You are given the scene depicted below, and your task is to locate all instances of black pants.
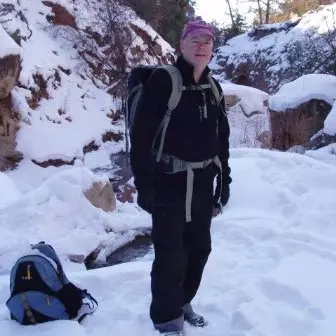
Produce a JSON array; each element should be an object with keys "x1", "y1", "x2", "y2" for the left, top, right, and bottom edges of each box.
[{"x1": 149, "y1": 171, "x2": 214, "y2": 324}]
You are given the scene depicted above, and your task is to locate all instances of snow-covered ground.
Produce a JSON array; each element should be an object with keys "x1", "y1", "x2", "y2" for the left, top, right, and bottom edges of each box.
[{"x1": 1, "y1": 148, "x2": 336, "y2": 335}]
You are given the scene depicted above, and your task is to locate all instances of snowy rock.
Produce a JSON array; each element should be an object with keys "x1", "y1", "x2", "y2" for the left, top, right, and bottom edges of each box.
[
  {"x1": 84, "y1": 181, "x2": 116, "y2": 212},
  {"x1": 269, "y1": 74, "x2": 336, "y2": 150},
  {"x1": 0, "y1": 96, "x2": 22, "y2": 172},
  {"x1": 221, "y1": 83, "x2": 270, "y2": 148},
  {"x1": 0, "y1": 25, "x2": 22, "y2": 99},
  {"x1": 212, "y1": 4, "x2": 336, "y2": 93},
  {"x1": 270, "y1": 99, "x2": 332, "y2": 151},
  {"x1": 324, "y1": 102, "x2": 336, "y2": 136},
  {"x1": 42, "y1": 1, "x2": 77, "y2": 28},
  {"x1": 0, "y1": 54, "x2": 21, "y2": 99}
]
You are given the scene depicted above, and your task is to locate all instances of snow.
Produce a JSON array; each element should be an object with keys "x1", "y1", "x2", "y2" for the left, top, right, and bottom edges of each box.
[
  {"x1": 1, "y1": 148, "x2": 336, "y2": 335},
  {"x1": 324, "y1": 102, "x2": 336, "y2": 136},
  {"x1": 0, "y1": 0, "x2": 173, "y2": 164},
  {"x1": 0, "y1": 24, "x2": 22, "y2": 58},
  {"x1": 269, "y1": 74, "x2": 336, "y2": 112},
  {"x1": 221, "y1": 83, "x2": 270, "y2": 148},
  {"x1": 0, "y1": 167, "x2": 150, "y2": 275},
  {"x1": 305, "y1": 143, "x2": 336, "y2": 167},
  {"x1": 0, "y1": 173, "x2": 21, "y2": 209}
]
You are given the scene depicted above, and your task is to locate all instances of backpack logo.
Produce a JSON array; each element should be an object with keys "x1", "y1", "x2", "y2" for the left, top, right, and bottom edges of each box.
[{"x1": 21, "y1": 264, "x2": 32, "y2": 280}]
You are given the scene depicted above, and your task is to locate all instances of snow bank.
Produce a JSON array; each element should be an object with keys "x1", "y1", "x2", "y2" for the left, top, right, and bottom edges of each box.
[
  {"x1": 0, "y1": 24, "x2": 22, "y2": 58},
  {"x1": 269, "y1": 74, "x2": 336, "y2": 112},
  {"x1": 0, "y1": 173, "x2": 21, "y2": 209},
  {"x1": 324, "y1": 102, "x2": 336, "y2": 136},
  {"x1": 0, "y1": 167, "x2": 150, "y2": 275},
  {"x1": 305, "y1": 143, "x2": 336, "y2": 166}
]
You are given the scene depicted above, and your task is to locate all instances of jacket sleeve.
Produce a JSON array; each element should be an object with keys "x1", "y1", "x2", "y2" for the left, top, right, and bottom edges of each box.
[
  {"x1": 130, "y1": 68, "x2": 172, "y2": 191},
  {"x1": 213, "y1": 80, "x2": 232, "y2": 208},
  {"x1": 218, "y1": 95, "x2": 232, "y2": 186}
]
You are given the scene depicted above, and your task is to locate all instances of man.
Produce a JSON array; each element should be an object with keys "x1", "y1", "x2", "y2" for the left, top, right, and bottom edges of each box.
[{"x1": 130, "y1": 20, "x2": 231, "y2": 335}]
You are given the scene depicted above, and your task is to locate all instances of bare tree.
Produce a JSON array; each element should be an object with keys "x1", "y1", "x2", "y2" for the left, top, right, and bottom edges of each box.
[
  {"x1": 225, "y1": 0, "x2": 237, "y2": 31},
  {"x1": 249, "y1": 0, "x2": 284, "y2": 25}
]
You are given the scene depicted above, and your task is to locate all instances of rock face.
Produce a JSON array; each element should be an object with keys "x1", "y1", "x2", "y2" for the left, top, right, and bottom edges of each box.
[
  {"x1": 270, "y1": 99, "x2": 332, "y2": 150},
  {"x1": 0, "y1": 55, "x2": 21, "y2": 99},
  {"x1": 0, "y1": 27, "x2": 23, "y2": 171},
  {"x1": 84, "y1": 181, "x2": 116, "y2": 212},
  {"x1": 42, "y1": 1, "x2": 77, "y2": 28}
]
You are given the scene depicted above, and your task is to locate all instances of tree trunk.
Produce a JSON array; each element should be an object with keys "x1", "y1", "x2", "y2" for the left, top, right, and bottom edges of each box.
[
  {"x1": 226, "y1": 0, "x2": 236, "y2": 31},
  {"x1": 256, "y1": 0, "x2": 263, "y2": 24},
  {"x1": 265, "y1": 0, "x2": 271, "y2": 24}
]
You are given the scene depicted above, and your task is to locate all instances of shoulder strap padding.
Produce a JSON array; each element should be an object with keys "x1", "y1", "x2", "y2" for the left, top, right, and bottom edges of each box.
[
  {"x1": 161, "y1": 65, "x2": 183, "y2": 111},
  {"x1": 208, "y1": 75, "x2": 224, "y2": 105}
]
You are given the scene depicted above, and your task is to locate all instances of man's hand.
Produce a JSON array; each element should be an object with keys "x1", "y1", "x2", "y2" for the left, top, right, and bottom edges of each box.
[{"x1": 212, "y1": 184, "x2": 230, "y2": 217}]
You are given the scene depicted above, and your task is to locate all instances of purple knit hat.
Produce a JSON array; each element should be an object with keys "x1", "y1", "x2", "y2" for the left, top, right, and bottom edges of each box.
[{"x1": 181, "y1": 20, "x2": 215, "y2": 41}]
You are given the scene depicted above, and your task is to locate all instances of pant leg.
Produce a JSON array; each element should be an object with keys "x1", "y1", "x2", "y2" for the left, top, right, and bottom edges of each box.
[
  {"x1": 150, "y1": 183, "x2": 187, "y2": 326},
  {"x1": 183, "y1": 176, "x2": 214, "y2": 306}
]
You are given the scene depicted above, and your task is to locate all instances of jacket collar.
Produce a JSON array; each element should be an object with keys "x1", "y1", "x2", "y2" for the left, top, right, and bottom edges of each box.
[{"x1": 175, "y1": 56, "x2": 211, "y2": 84}]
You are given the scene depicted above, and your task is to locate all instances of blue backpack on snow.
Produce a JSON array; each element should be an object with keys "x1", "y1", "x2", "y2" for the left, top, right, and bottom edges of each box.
[{"x1": 6, "y1": 242, "x2": 98, "y2": 325}]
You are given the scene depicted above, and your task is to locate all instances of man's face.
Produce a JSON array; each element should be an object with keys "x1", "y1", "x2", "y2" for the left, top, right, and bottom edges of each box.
[{"x1": 180, "y1": 33, "x2": 214, "y2": 69}]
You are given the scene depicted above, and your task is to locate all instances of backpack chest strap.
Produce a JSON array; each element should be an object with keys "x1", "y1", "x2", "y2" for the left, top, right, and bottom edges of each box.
[{"x1": 182, "y1": 83, "x2": 212, "y2": 91}]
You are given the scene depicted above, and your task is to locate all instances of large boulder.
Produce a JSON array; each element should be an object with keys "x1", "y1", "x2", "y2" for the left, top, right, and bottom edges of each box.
[
  {"x1": 269, "y1": 74, "x2": 336, "y2": 150},
  {"x1": 270, "y1": 100, "x2": 332, "y2": 150},
  {"x1": 84, "y1": 181, "x2": 116, "y2": 212}
]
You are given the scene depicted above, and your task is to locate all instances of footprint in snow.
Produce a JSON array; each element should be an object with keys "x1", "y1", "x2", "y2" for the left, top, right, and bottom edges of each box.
[{"x1": 258, "y1": 279, "x2": 325, "y2": 320}]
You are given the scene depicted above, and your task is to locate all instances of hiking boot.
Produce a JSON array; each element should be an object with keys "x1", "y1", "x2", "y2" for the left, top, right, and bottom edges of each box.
[{"x1": 182, "y1": 303, "x2": 208, "y2": 327}]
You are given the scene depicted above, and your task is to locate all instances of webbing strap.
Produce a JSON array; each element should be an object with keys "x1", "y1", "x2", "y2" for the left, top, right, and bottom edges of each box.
[
  {"x1": 157, "y1": 153, "x2": 222, "y2": 222},
  {"x1": 156, "y1": 110, "x2": 172, "y2": 163},
  {"x1": 184, "y1": 156, "x2": 222, "y2": 222},
  {"x1": 20, "y1": 293, "x2": 36, "y2": 325}
]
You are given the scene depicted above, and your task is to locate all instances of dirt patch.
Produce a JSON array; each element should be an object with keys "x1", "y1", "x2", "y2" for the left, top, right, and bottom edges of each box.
[{"x1": 42, "y1": 1, "x2": 77, "y2": 29}]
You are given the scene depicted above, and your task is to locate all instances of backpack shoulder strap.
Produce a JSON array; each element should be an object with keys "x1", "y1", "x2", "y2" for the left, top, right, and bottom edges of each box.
[
  {"x1": 208, "y1": 75, "x2": 224, "y2": 105},
  {"x1": 154, "y1": 65, "x2": 183, "y2": 162},
  {"x1": 161, "y1": 64, "x2": 183, "y2": 111}
]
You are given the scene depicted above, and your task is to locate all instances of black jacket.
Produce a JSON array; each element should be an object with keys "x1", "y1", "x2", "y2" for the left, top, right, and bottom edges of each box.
[{"x1": 130, "y1": 56, "x2": 231, "y2": 206}]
